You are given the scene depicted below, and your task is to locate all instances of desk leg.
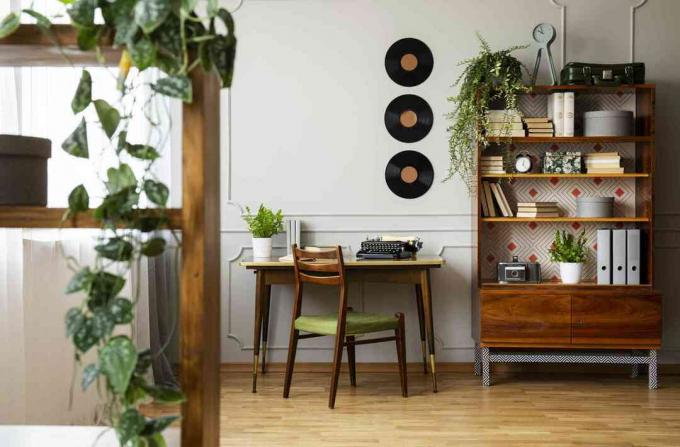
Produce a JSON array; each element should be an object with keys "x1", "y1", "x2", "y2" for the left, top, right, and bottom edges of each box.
[
  {"x1": 252, "y1": 270, "x2": 265, "y2": 393},
  {"x1": 414, "y1": 284, "x2": 428, "y2": 374},
  {"x1": 261, "y1": 285, "x2": 272, "y2": 374},
  {"x1": 420, "y1": 269, "x2": 437, "y2": 393}
]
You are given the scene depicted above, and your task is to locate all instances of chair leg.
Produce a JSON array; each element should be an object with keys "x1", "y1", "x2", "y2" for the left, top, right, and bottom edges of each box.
[
  {"x1": 329, "y1": 329, "x2": 346, "y2": 409},
  {"x1": 395, "y1": 313, "x2": 408, "y2": 398},
  {"x1": 347, "y1": 335, "x2": 356, "y2": 387},
  {"x1": 283, "y1": 329, "x2": 299, "y2": 398}
]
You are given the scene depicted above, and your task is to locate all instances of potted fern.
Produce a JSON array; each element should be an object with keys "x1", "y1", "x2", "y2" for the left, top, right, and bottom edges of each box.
[
  {"x1": 243, "y1": 204, "x2": 284, "y2": 258},
  {"x1": 549, "y1": 230, "x2": 589, "y2": 284}
]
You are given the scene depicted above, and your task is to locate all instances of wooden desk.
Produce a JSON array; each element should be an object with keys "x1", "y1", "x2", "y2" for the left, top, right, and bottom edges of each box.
[{"x1": 240, "y1": 256, "x2": 444, "y2": 393}]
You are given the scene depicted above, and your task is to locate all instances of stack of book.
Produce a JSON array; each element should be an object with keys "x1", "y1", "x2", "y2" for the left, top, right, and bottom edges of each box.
[
  {"x1": 584, "y1": 152, "x2": 623, "y2": 174},
  {"x1": 480, "y1": 181, "x2": 513, "y2": 217},
  {"x1": 524, "y1": 117, "x2": 554, "y2": 137},
  {"x1": 480, "y1": 155, "x2": 505, "y2": 175},
  {"x1": 547, "y1": 92, "x2": 575, "y2": 136},
  {"x1": 516, "y1": 202, "x2": 560, "y2": 218},
  {"x1": 485, "y1": 110, "x2": 525, "y2": 137}
]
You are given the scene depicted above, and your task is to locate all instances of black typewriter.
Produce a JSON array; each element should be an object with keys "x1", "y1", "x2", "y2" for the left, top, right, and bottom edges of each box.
[{"x1": 356, "y1": 236, "x2": 423, "y2": 260}]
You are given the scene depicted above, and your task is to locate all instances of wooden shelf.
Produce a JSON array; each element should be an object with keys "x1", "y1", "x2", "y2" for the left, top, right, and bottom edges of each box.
[
  {"x1": 525, "y1": 84, "x2": 656, "y2": 94},
  {"x1": 0, "y1": 207, "x2": 182, "y2": 229},
  {"x1": 481, "y1": 173, "x2": 649, "y2": 179},
  {"x1": 481, "y1": 280, "x2": 653, "y2": 290},
  {"x1": 488, "y1": 136, "x2": 653, "y2": 144},
  {"x1": 481, "y1": 217, "x2": 649, "y2": 223}
]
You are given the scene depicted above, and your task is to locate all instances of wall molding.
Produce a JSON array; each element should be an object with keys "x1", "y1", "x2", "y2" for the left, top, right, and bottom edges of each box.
[
  {"x1": 550, "y1": 0, "x2": 566, "y2": 68},
  {"x1": 630, "y1": 0, "x2": 648, "y2": 62}
]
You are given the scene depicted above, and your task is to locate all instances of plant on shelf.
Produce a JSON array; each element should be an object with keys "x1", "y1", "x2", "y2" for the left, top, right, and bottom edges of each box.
[
  {"x1": 549, "y1": 229, "x2": 588, "y2": 284},
  {"x1": 446, "y1": 33, "x2": 527, "y2": 189},
  {"x1": 1, "y1": 1, "x2": 236, "y2": 446},
  {"x1": 243, "y1": 204, "x2": 284, "y2": 258}
]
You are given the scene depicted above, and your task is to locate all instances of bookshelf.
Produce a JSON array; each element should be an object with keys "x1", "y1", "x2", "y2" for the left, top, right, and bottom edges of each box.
[{"x1": 475, "y1": 84, "x2": 661, "y2": 388}]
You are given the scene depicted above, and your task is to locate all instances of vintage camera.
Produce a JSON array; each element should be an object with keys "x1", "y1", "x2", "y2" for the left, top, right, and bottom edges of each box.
[{"x1": 497, "y1": 256, "x2": 541, "y2": 283}]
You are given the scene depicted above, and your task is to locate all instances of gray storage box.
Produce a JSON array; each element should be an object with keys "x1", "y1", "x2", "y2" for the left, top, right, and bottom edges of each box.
[
  {"x1": 576, "y1": 196, "x2": 614, "y2": 218},
  {"x1": 0, "y1": 135, "x2": 51, "y2": 206},
  {"x1": 584, "y1": 110, "x2": 633, "y2": 136}
]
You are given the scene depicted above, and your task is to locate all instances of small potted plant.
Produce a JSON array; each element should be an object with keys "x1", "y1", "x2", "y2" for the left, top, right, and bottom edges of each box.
[
  {"x1": 243, "y1": 204, "x2": 284, "y2": 258},
  {"x1": 549, "y1": 230, "x2": 588, "y2": 284}
]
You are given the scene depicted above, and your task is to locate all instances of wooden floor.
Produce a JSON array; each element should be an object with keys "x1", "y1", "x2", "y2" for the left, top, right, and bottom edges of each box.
[{"x1": 219, "y1": 368, "x2": 680, "y2": 446}]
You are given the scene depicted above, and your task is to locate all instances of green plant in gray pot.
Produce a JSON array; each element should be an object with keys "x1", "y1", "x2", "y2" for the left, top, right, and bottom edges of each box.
[
  {"x1": 243, "y1": 204, "x2": 284, "y2": 258},
  {"x1": 549, "y1": 230, "x2": 588, "y2": 284}
]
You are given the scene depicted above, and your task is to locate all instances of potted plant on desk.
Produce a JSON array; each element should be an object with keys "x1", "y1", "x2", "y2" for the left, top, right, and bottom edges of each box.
[
  {"x1": 549, "y1": 230, "x2": 588, "y2": 284},
  {"x1": 243, "y1": 204, "x2": 284, "y2": 258}
]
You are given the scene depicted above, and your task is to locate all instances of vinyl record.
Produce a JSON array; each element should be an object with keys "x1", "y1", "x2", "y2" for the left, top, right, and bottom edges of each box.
[
  {"x1": 385, "y1": 150, "x2": 434, "y2": 199},
  {"x1": 385, "y1": 38, "x2": 434, "y2": 87},
  {"x1": 384, "y1": 94, "x2": 433, "y2": 143}
]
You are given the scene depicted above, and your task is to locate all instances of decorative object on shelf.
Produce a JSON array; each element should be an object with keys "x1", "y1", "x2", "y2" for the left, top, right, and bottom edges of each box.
[
  {"x1": 384, "y1": 94, "x2": 433, "y2": 143},
  {"x1": 385, "y1": 150, "x2": 434, "y2": 199},
  {"x1": 560, "y1": 62, "x2": 645, "y2": 86},
  {"x1": 514, "y1": 153, "x2": 532, "y2": 173},
  {"x1": 563, "y1": 91, "x2": 575, "y2": 136},
  {"x1": 549, "y1": 229, "x2": 588, "y2": 284},
  {"x1": 385, "y1": 38, "x2": 434, "y2": 87},
  {"x1": 516, "y1": 201, "x2": 559, "y2": 218},
  {"x1": 584, "y1": 152, "x2": 623, "y2": 174},
  {"x1": 485, "y1": 109, "x2": 525, "y2": 137},
  {"x1": 446, "y1": 33, "x2": 527, "y2": 189},
  {"x1": 548, "y1": 92, "x2": 564, "y2": 136},
  {"x1": 524, "y1": 117, "x2": 553, "y2": 137},
  {"x1": 576, "y1": 196, "x2": 614, "y2": 218},
  {"x1": 542, "y1": 151, "x2": 582, "y2": 174},
  {"x1": 243, "y1": 204, "x2": 284, "y2": 259},
  {"x1": 530, "y1": 23, "x2": 558, "y2": 86},
  {"x1": 497, "y1": 255, "x2": 541, "y2": 283},
  {"x1": 0, "y1": 4, "x2": 238, "y2": 445},
  {"x1": 0, "y1": 134, "x2": 50, "y2": 206},
  {"x1": 584, "y1": 110, "x2": 633, "y2": 136}
]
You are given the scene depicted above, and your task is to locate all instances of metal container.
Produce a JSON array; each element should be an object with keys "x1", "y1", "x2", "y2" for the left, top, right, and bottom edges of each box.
[
  {"x1": 0, "y1": 135, "x2": 51, "y2": 206},
  {"x1": 576, "y1": 196, "x2": 614, "y2": 218},
  {"x1": 584, "y1": 110, "x2": 633, "y2": 136}
]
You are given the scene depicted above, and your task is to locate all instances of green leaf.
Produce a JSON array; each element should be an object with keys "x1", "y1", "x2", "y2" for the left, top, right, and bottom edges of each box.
[
  {"x1": 134, "y1": 0, "x2": 171, "y2": 34},
  {"x1": 141, "y1": 415, "x2": 179, "y2": 436},
  {"x1": 143, "y1": 180, "x2": 168, "y2": 206},
  {"x1": 65, "y1": 307, "x2": 86, "y2": 337},
  {"x1": 91, "y1": 309, "x2": 115, "y2": 338},
  {"x1": 129, "y1": 36, "x2": 157, "y2": 70},
  {"x1": 62, "y1": 118, "x2": 89, "y2": 158},
  {"x1": 0, "y1": 13, "x2": 20, "y2": 39},
  {"x1": 116, "y1": 131, "x2": 128, "y2": 154},
  {"x1": 124, "y1": 381, "x2": 148, "y2": 406},
  {"x1": 216, "y1": 8, "x2": 235, "y2": 35},
  {"x1": 100, "y1": 335, "x2": 137, "y2": 395},
  {"x1": 88, "y1": 271, "x2": 126, "y2": 310},
  {"x1": 66, "y1": 267, "x2": 93, "y2": 294},
  {"x1": 181, "y1": 0, "x2": 198, "y2": 12},
  {"x1": 67, "y1": 0, "x2": 96, "y2": 27},
  {"x1": 141, "y1": 384, "x2": 185, "y2": 404},
  {"x1": 67, "y1": 184, "x2": 90, "y2": 215},
  {"x1": 76, "y1": 25, "x2": 101, "y2": 51},
  {"x1": 141, "y1": 237, "x2": 166, "y2": 257},
  {"x1": 109, "y1": 297, "x2": 134, "y2": 324},
  {"x1": 73, "y1": 317, "x2": 99, "y2": 353},
  {"x1": 135, "y1": 349, "x2": 152, "y2": 375},
  {"x1": 117, "y1": 408, "x2": 146, "y2": 444},
  {"x1": 106, "y1": 164, "x2": 137, "y2": 194},
  {"x1": 71, "y1": 70, "x2": 92, "y2": 114},
  {"x1": 94, "y1": 99, "x2": 121, "y2": 139},
  {"x1": 207, "y1": 0, "x2": 218, "y2": 17},
  {"x1": 126, "y1": 144, "x2": 160, "y2": 160},
  {"x1": 82, "y1": 363, "x2": 99, "y2": 390},
  {"x1": 22, "y1": 9, "x2": 52, "y2": 31},
  {"x1": 95, "y1": 187, "x2": 140, "y2": 223},
  {"x1": 210, "y1": 34, "x2": 237, "y2": 88},
  {"x1": 146, "y1": 433, "x2": 167, "y2": 447},
  {"x1": 95, "y1": 237, "x2": 134, "y2": 261},
  {"x1": 114, "y1": 17, "x2": 138, "y2": 47},
  {"x1": 151, "y1": 76, "x2": 192, "y2": 103}
]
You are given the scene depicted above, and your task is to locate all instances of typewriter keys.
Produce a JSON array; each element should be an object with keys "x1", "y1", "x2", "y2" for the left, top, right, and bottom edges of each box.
[{"x1": 385, "y1": 150, "x2": 434, "y2": 199}]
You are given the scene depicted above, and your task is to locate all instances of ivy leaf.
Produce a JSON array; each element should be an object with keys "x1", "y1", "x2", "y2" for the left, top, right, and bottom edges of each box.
[
  {"x1": 82, "y1": 363, "x2": 99, "y2": 391},
  {"x1": 116, "y1": 131, "x2": 128, "y2": 154},
  {"x1": 134, "y1": 0, "x2": 171, "y2": 34},
  {"x1": 135, "y1": 349, "x2": 152, "y2": 375},
  {"x1": 129, "y1": 36, "x2": 157, "y2": 70},
  {"x1": 67, "y1": 184, "x2": 90, "y2": 216},
  {"x1": 65, "y1": 307, "x2": 85, "y2": 337},
  {"x1": 141, "y1": 237, "x2": 166, "y2": 257},
  {"x1": 100, "y1": 335, "x2": 137, "y2": 395},
  {"x1": 67, "y1": 0, "x2": 96, "y2": 27},
  {"x1": 22, "y1": 9, "x2": 52, "y2": 31},
  {"x1": 71, "y1": 70, "x2": 92, "y2": 114},
  {"x1": 210, "y1": 34, "x2": 237, "y2": 88},
  {"x1": 143, "y1": 180, "x2": 168, "y2": 206},
  {"x1": 62, "y1": 118, "x2": 89, "y2": 158},
  {"x1": 76, "y1": 25, "x2": 101, "y2": 51},
  {"x1": 217, "y1": 8, "x2": 235, "y2": 35},
  {"x1": 106, "y1": 164, "x2": 137, "y2": 194},
  {"x1": 95, "y1": 188, "x2": 140, "y2": 223},
  {"x1": 91, "y1": 309, "x2": 115, "y2": 338},
  {"x1": 94, "y1": 99, "x2": 121, "y2": 139},
  {"x1": 0, "y1": 13, "x2": 20, "y2": 39},
  {"x1": 124, "y1": 381, "x2": 148, "y2": 406},
  {"x1": 109, "y1": 297, "x2": 133, "y2": 324},
  {"x1": 88, "y1": 271, "x2": 126, "y2": 310},
  {"x1": 140, "y1": 384, "x2": 185, "y2": 404},
  {"x1": 151, "y1": 76, "x2": 192, "y2": 103},
  {"x1": 126, "y1": 144, "x2": 160, "y2": 160},
  {"x1": 66, "y1": 267, "x2": 93, "y2": 294},
  {"x1": 114, "y1": 17, "x2": 138, "y2": 47},
  {"x1": 73, "y1": 317, "x2": 99, "y2": 353},
  {"x1": 141, "y1": 415, "x2": 179, "y2": 436},
  {"x1": 95, "y1": 237, "x2": 133, "y2": 261},
  {"x1": 117, "y1": 408, "x2": 146, "y2": 444},
  {"x1": 146, "y1": 433, "x2": 168, "y2": 447}
]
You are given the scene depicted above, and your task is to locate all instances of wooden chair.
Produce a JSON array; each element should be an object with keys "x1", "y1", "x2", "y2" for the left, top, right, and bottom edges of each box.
[{"x1": 283, "y1": 245, "x2": 407, "y2": 408}]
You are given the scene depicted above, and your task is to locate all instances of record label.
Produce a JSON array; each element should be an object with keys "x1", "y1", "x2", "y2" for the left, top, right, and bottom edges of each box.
[
  {"x1": 385, "y1": 150, "x2": 434, "y2": 199},
  {"x1": 385, "y1": 38, "x2": 434, "y2": 87},
  {"x1": 384, "y1": 94, "x2": 433, "y2": 143}
]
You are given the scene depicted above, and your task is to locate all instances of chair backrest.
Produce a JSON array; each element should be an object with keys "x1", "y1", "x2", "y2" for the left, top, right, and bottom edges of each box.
[{"x1": 292, "y1": 244, "x2": 345, "y2": 287}]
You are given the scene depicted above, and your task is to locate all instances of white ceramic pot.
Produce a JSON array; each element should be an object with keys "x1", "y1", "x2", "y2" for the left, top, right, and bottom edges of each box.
[
  {"x1": 252, "y1": 237, "x2": 273, "y2": 259},
  {"x1": 559, "y1": 262, "x2": 583, "y2": 284}
]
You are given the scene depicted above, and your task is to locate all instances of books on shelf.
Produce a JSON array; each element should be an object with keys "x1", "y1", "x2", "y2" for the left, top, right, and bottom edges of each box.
[
  {"x1": 563, "y1": 92, "x2": 575, "y2": 137},
  {"x1": 480, "y1": 155, "x2": 505, "y2": 175},
  {"x1": 485, "y1": 110, "x2": 526, "y2": 137},
  {"x1": 481, "y1": 181, "x2": 513, "y2": 217},
  {"x1": 486, "y1": 109, "x2": 522, "y2": 123},
  {"x1": 516, "y1": 201, "x2": 560, "y2": 218},
  {"x1": 547, "y1": 92, "x2": 575, "y2": 136},
  {"x1": 584, "y1": 152, "x2": 624, "y2": 174},
  {"x1": 524, "y1": 117, "x2": 555, "y2": 137}
]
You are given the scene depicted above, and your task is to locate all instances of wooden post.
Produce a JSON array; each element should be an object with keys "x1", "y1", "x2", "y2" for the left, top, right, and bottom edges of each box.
[{"x1": 180, "y1": 69, "x2": 221, "y2": 447}]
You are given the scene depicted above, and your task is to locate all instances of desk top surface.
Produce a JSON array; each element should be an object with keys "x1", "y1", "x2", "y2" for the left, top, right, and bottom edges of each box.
[{"x1": 240, "y1": 256, "x2": 445, "y2": 268}]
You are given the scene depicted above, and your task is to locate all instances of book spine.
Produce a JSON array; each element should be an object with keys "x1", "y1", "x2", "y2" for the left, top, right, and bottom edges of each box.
[
  {"x1": 563, "y1": 92, "x2": 575, "y2": 137},
  {"x1": 550, "y1": 93, "x2": 564, "y2": 136}
]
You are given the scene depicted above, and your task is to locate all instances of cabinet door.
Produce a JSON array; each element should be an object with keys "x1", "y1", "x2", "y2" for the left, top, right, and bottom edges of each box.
[
  {"x1": 572, "y1": 294, "x2": 661, "y2": 347},
  {"x1": 481, "y1": 293, "x2": 571, "y2": 345}
]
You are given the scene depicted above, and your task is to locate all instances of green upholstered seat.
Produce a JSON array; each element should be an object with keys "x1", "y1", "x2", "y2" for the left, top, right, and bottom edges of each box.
[{"x1": 295, "y1": 311, "x2": 399, "y2": 336}]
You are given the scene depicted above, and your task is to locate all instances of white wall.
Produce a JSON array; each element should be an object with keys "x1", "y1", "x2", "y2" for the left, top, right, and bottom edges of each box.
[{"x1": 222, "y1": 0, "x2": 680, "y2": 363}]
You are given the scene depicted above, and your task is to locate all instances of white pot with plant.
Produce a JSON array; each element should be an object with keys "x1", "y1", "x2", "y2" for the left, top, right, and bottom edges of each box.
[
  {"x1": 243, "y1": 204, "x2": 284, "y2": 259},
  {"x1": 549, "y1": 230, "x2": 588, "y2": 284}
]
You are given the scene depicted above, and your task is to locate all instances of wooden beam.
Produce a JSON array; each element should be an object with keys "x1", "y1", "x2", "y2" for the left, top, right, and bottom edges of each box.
[
  {"x1": 180, "y1": 69, "x2": 221, "y2": 446},
  {"x1": 0, "y1": 207, "x2": 182, "y2": 229}
]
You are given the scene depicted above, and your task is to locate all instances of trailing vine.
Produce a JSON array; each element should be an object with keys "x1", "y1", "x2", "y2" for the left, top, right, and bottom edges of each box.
[
  {"x1": 446, "y1": 33, "x2": 527, "y2": 189},
  {"x1": 1, "y1": 1, "x2": 236, "y2": 445}
]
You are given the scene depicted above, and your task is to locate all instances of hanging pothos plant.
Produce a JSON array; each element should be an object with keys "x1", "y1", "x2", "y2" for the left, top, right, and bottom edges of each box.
[
  {"x1": 446, "y1": 33, "x2": 527, "y2": 189},
  {"x1": 1, "y1": 1, "x2": 236, "y2": 445}
]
